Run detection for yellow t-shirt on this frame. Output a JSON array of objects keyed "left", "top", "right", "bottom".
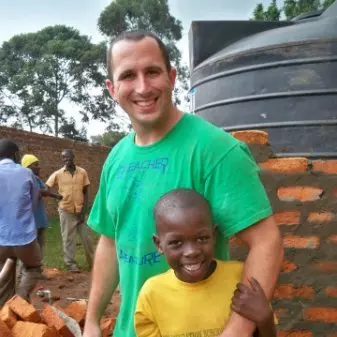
[{"left": 134, "top": 260, "right": 243, "bottom": 337}]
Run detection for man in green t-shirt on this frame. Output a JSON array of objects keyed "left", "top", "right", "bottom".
[{"left": 83, "top": 31, "right": 283, "bottom": 337}]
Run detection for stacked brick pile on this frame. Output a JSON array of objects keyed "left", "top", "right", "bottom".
[
  {"left": 0, "top": 295, "right": 115, "bottom": 337},
  {"left": 230, "top": 130, "right": 337, "bottom": 337}
]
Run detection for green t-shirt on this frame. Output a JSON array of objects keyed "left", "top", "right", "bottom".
[{"left": 88, "top": 113, "right": 272, "bottom": 337}]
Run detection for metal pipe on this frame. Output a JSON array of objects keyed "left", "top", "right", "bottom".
[{"left": 0, "top": 259, "right": 16, "bottom": 286}]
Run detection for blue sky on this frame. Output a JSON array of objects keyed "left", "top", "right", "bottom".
[{"left": 0, "top": 0, "right": 282, "bottom": 136}]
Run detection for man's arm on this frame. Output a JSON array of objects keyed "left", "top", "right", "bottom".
[
  {"left": 83, "top": 235, "right": 119, "bottom": 337},
  {"left": 40, "top": 189, "right": 62, "bottom": 200},
  {"left": 221, "top": 216, "right": 283, "bottom": 337},
  {"left": 78, "top": 185, "right": 89, "bottom": 222}
]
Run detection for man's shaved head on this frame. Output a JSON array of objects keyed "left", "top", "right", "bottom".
[
  {"left": 154, "top": 188, "right": 212, "bottom": 231},
  {"left": 0, "top": 139, "right": 19, "bottom": 160}
]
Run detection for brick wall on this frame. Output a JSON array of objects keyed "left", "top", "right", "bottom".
[
  {"left": 230, "top": 130, "right": 337, "bottom": 337},
  {"left": 0, "top": 126, "right": 111, "bottom": 217}
]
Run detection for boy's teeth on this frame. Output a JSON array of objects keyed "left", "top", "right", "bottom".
[
  {"left": 137, "top": 100, "right": 154, "bottom": 106},
  {"left": 184, "top": 263, "right": 201, "bottom": 271}
]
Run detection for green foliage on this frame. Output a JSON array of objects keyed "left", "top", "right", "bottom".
[
  {"left": 0, "top": 25, "right": 114, "bottom": 136},
  {"left": 59, "top": 117, "right": 88, "bottom": 142},
  {"left": 91, "top": 130, "right": 127, "bottom": 147},
  {"left": 252, "top": 0, "right": 335, "bottom": 20},
  {"left": 98, "top": 0, "right": 188, "bottom": 106}
]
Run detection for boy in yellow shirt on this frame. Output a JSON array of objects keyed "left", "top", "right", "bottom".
[{"left": 135, "top": 188, "right": 276, "bottom": 337}]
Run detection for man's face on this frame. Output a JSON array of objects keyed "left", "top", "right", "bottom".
[
  {"left": 106, "top": 37, "right": 177, "bottom": 130},
  {"left": 61, "top": 151, "right": 74, "bottom": 168},
  {"left": 29, "top": 161, "right": 40, "bottom": 176},
  {"left": 154, "top": 208, "right": 216, "bottom": 283}
]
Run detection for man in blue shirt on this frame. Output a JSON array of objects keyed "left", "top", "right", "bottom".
[{"left": 0, "top": 139, "right": 43, "bottom": 304}]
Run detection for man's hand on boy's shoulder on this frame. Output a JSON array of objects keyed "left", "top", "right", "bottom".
[{"left": 230, "top": 277, "right": 272, "bottom": 327}]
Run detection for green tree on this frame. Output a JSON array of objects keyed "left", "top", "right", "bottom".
[
  {"left": 98, "top": 0, "right": 188, "bottom": 106},
  {"left": 91, "top": 130, "right": 127, "bottom": 147},
  {"left": 0, "top": 25, "right": 114, "bottom": 136},
  {"left": 59, "top": 117, "right": 88, "bottom": 142},
  {"left": 252, "top": 0, "right": 335, "bottom": 20}
]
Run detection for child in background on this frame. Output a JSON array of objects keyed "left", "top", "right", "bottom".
[
  {"left": 135, "top": 188, "right": 276, "bottom": 337},
  {"left": 21, "top": 154, "right": 62, "bottom": 259}
]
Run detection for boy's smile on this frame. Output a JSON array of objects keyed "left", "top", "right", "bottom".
[{"left": 154, "top": 207, "right": 216, "bottom": 283}]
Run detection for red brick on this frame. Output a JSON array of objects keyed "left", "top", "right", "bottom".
[
  {"left": 278, "top": 330, "right": 312, "bottom": 337},
  {"left": 274, "top": 284, "right": 313, "bottom": 299},
  {"left": 230, "top": 130, "right": 268, "bottom": 145},
  {"left": 325, "top": 287, "right": 337, "bottom": 298},
  {"left": 304, "top": 307, "right": 337, "bottom": 323},
  {"left": 0, "top": 303, "right": 17, "bottom": 329},
  {"left": 41, "top": 304, "right": 72, "bottom": 337},
  {"left": 101, "top": 317, "right": 116, "bottom": 337},
  {"left": 8, "top": 295, "right": 40, "bottom": 322},
  {"left": 260, "top": 158, "right": 308, "bottom": 173},
  {"left": 312, "top": 261, "right": 337, "bottom": 273},
  {"left": 12, "top": 321, "right": 59, "bottom": 337},
  {"left": 64, "top": 300, "right": 87, "bottom": 326},
  {"left": 327, "top": 235, "right": 337, "bottom": 244},
  {"left": 312, "top": 160, "right": 337, "bottom": 174},
  {"left": 283, "top": 234, "right": 320, "bottom": 249},
  {"left": 281, "top": 259, "right": 297, "bottom": 273},
  {"left": 307, "top": 212, "right": 334, "bottom": 223},
  {"left": 277, "top": 186, "right": 323, "bottom": 202},
  {"left": 275, "top": 211, "right": 301, "bottom": 225},
  {"left": 0, "top": 318, "right": 13, "bottom": 336}
]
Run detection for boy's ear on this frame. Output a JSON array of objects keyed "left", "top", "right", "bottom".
[
  {"left": 213, "top": 224, "right": 218, "bottom": 245},
  {"left": 213, "top": 225, "right": 218, "bottom": 241},
  {"left": 153, "top": 234, "right": 163, "bottom": 254}
]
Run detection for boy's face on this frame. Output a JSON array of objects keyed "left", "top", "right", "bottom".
[{"left": 154, "top": 207, "right": 216, "bottom": 283}]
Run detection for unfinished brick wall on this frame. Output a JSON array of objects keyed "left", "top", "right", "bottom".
[
  {"left": 230, "top": 130, "right": 337, "bottom": 337},
  {"left": 0, "top": 126, "right": 110, "bottom": 217}
]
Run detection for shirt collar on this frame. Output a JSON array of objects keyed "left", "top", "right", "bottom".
[
  {"left": 0, "top": 158, "right": 14, "bottom": 165},
  {"left": 63, "top": 165, "right": 77, "bottom": 172}
]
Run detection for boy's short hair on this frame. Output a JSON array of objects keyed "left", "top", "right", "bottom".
[
  {"left": 107, "top": 30, "right": 172, "bottom": 81},
  {"left": 154, "top": 188, "right": 211, "bottom": 225},
  {"left": 0, "top": 139, "right": 19, "bottom": 160}
]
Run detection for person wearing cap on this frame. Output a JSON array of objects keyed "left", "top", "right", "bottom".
[{"left": 21, "top": 154, "right": 62, "bottom": 260}]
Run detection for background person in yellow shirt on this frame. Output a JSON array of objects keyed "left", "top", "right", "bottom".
[
  {"left": 46, "top": 149, "right": 94, "bottom": 272},
  {"left": 135, "top": 189, "right": 276, "bottom": 337}
]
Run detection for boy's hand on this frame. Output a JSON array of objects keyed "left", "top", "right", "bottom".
[{"left": 230, "top": 277, "right": 272, "bottom": 327}]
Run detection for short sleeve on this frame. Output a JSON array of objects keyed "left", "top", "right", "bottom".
[
  {"left": 204, "top": 142, "right": 272, "bottom": 238},
  {"left": 45, "top": 171, "right": 57, "bottom": 188},
  {"left": 87, "top": 164, "right": 115, "bottom": 238},
  {"left": 134, "top": 286, "right": 160, "bottom": 337},
  {"left": 83, "top": 170, "right": 90, "bottom": 186},
  {"left": 31, "top": 173, "right": 40, "bottom": 211}
]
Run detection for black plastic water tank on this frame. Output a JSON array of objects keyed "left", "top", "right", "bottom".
[{"left": 189, "top": 3, "right": 337, "bottom": 157}]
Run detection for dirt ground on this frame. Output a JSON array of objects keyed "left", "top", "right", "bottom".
[{"left": 30, "top": 267, "right": 121, "bottom": 319}]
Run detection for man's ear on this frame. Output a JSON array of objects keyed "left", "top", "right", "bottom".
[
  {"left": 106, "top": 79, "right": 117, "bottom": 100},
  {"left": 153, "top": 234, "right": 163, "bottom": 254}
]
